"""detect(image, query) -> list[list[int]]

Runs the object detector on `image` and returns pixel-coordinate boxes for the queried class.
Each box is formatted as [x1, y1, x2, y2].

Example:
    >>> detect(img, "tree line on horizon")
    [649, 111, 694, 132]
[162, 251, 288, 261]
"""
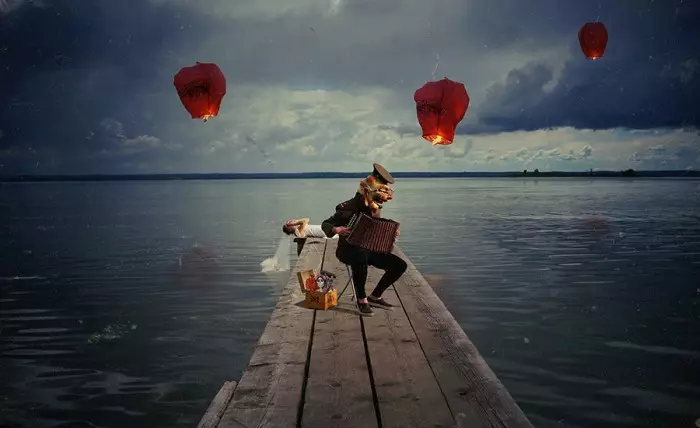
[518, 168, 642, 177]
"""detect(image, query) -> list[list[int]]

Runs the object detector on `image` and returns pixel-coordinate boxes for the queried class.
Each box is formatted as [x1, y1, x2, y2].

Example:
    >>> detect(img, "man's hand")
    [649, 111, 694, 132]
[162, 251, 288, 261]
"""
[333, 226, 351, 236]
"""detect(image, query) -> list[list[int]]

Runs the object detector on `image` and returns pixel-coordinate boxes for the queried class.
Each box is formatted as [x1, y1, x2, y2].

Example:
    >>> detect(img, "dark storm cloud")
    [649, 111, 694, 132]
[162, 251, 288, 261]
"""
[473, 0, 700, 133]
[0, 0, 217, 172]
[1, 0, 699, 174]
[175, 0, 700, 134]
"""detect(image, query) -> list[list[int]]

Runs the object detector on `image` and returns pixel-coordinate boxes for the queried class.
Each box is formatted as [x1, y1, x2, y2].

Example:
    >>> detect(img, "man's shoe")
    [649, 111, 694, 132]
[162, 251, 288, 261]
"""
[357, 302, 374, 316]
[368, 295, 395, 309]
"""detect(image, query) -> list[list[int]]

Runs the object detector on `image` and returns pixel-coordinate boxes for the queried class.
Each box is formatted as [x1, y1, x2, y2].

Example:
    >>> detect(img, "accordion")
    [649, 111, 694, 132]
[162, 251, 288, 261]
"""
[346, 213, 400, 254]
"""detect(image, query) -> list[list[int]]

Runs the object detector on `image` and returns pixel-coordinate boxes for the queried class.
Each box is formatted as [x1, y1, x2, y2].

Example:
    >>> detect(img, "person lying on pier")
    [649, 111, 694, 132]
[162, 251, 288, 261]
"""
[321, 163, 407, 316]
[282, 218, 328, 239]
[282, 218, 338, 256]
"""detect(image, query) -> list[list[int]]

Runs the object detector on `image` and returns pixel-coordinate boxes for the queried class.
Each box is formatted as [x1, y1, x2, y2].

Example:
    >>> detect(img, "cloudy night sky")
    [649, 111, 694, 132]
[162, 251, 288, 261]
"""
[0, 0, 698, 174]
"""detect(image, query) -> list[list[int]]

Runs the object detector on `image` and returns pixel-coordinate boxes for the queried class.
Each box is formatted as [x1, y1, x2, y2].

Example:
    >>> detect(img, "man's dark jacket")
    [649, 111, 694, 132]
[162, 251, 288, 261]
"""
[321, 192, 372, 248]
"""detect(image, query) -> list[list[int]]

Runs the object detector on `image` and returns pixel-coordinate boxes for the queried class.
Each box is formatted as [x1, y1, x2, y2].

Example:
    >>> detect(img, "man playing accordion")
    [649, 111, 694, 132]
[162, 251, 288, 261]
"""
[321, 163, 407, 316]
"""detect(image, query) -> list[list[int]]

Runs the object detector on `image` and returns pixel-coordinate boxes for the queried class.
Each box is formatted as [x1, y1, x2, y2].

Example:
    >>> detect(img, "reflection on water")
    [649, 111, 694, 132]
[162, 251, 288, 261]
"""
[1, 178, 699, 428]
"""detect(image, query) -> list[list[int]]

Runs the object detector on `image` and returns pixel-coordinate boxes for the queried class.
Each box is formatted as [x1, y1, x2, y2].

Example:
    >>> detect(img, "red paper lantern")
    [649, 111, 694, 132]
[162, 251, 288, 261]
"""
[578, 22, 608, 60]
[413, 77, 470, 146]
[173, 62, 227, 121]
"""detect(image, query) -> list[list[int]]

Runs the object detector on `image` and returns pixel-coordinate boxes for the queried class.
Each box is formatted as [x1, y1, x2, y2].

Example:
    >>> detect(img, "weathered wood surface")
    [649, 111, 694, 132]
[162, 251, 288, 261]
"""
[218, 239, 326, 428]
[301, 241, 377, 427]
[363, 286, 455, 428]
[301, 309, 376, 427]
[213, 238, 533, 428]
[393, 246, 534, 428]
[198, 381, 238, 428]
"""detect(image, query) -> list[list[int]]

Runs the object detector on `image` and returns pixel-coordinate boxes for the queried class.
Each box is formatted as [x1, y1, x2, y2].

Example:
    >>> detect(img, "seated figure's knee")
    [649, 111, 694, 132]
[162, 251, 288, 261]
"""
[395, 257, 408, 274]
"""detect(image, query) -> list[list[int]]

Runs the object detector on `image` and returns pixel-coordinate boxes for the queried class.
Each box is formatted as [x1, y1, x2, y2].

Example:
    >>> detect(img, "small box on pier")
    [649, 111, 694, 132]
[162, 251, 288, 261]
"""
[296, 268, 338, 311]
[305, 288, 338, 311]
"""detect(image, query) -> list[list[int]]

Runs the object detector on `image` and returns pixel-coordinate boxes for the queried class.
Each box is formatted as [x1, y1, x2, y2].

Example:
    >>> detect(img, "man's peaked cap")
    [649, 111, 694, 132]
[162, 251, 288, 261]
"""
[372, 163, 395, 184]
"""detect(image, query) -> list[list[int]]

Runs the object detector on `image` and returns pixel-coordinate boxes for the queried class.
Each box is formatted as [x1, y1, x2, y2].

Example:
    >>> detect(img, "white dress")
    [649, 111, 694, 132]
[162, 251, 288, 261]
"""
[295, 224, 339, 239]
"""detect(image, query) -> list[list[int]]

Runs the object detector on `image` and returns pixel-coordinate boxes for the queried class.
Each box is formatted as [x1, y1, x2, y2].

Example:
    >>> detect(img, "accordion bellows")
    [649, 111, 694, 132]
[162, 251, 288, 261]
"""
[346, 213, 399, 254]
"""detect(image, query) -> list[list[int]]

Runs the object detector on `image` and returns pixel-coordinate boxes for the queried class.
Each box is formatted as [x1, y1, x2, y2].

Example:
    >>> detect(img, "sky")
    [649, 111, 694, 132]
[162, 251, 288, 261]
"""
[0, 0, 699, 174]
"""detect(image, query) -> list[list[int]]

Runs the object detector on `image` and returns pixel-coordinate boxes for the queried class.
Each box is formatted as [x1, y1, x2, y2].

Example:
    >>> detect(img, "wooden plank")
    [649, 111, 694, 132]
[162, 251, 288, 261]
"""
[301, 239, 378, 428]
[198, 381, 238, 428]
[392, 247, 534, 428]
[363, 286, 455, 428]
[218, 239, 327, 428]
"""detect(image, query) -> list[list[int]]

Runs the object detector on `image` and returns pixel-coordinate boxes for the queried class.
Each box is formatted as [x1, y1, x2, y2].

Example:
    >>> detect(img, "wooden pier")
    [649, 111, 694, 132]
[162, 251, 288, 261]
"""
[198, 238, 533, 428]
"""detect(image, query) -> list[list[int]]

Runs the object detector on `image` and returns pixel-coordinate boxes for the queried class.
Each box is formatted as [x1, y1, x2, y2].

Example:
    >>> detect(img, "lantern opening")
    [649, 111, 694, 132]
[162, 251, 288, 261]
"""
[424, 134, 452, 145]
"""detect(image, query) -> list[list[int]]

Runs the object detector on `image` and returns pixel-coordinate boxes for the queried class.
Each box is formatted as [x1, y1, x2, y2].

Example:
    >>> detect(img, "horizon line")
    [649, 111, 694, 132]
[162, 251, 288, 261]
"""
[1, 168, 697, 176]
[1, 169, 699, 183]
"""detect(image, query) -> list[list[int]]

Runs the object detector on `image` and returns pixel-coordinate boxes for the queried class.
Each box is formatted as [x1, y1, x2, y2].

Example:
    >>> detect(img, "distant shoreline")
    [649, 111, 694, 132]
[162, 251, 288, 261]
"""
[1, 170, 698, 182]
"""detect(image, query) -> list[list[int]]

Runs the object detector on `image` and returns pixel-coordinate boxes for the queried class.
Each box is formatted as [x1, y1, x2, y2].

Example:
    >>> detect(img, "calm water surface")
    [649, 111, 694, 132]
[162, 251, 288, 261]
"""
[1, 178, 699, 428]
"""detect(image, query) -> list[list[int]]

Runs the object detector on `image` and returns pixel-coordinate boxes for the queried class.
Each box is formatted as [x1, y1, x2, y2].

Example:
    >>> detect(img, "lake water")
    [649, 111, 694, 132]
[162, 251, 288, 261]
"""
[1, 178, 699, 428]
